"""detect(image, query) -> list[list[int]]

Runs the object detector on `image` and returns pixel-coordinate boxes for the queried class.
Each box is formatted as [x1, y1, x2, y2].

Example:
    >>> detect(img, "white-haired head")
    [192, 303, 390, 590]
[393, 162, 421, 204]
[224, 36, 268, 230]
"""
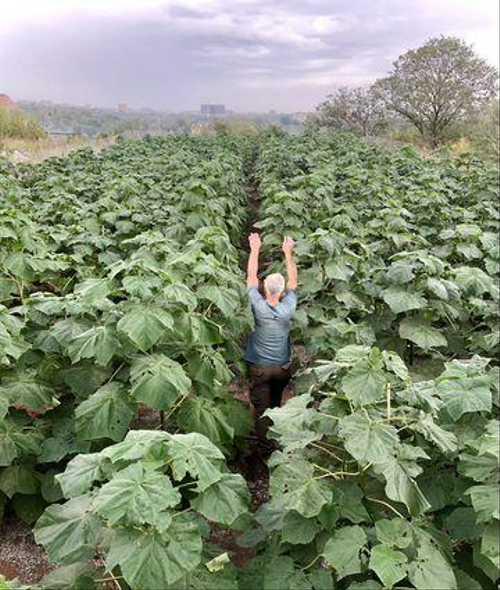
[264, 273, 285, 296]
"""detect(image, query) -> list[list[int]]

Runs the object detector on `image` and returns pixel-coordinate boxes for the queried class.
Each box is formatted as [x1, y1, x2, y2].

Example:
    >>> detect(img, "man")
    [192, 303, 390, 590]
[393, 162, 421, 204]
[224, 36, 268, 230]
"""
[245, 232, 298, 438]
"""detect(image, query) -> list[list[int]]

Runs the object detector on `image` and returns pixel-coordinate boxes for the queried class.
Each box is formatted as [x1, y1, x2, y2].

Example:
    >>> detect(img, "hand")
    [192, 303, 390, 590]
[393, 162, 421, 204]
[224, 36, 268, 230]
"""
[248, 232, 261, 251]
[282, 236, 295, 256]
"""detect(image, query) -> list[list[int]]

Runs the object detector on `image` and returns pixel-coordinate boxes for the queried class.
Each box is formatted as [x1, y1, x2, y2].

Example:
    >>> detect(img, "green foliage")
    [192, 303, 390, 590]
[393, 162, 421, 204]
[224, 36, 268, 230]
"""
[34, 430, 250, 588]
[0, 107, 46, 140]
[1, 132, 498, 589]
[373, 36, 498, 146]
[242, 131, 499, 589]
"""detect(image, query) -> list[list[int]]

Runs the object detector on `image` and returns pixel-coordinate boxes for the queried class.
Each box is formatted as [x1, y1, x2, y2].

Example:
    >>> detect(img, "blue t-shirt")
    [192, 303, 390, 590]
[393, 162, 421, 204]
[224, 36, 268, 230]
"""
[245, 287, 297, 367]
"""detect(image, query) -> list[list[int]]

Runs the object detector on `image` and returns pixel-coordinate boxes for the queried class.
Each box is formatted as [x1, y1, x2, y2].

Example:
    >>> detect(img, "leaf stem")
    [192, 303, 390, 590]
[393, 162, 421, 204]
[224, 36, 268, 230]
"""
[301, 554, 321, 571]
[312, 463, 360, 480]
[310, 442, 343, 462]
[172, 507, 193, 518]
[161, 391, 190, 425]
[106, 362, 125, 385]
[366, 496, 406, 519]
[95, 572, 124, 589]
[316, 412, 340, 420]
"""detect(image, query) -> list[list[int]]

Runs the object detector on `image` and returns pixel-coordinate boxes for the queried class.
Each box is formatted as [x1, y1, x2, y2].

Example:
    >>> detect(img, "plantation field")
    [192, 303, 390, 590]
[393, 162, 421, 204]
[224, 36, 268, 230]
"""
[0, 133, 498, 589]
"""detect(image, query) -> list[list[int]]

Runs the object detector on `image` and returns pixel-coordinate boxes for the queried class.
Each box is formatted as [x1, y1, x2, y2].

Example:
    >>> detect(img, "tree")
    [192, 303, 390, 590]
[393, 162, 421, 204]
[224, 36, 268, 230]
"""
[469, 99, 500, 161]
[373, 36, 498, 147]
[312, 86, 387, 136]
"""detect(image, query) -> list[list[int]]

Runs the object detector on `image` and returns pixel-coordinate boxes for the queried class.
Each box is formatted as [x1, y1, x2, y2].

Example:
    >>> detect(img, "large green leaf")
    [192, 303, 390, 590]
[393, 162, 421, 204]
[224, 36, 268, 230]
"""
[375, 518, 412, 548]
[426, 277, 449, 300]
[0, 418, 42, 466]
[176, 397, 234, 450]
[75, 382, 135, 442]
[106, 514, 202, 588]
[413, 414, 458, 453]
[465, 484, 500, 523]
[369, 543, 408, 588]
[68, 325, 120, 366]
[382, 287, 427, 314]
[100, 430, 170, 463]
[262, 555, 312, 590]
[341, 357, 386, 406]
[102, 429, 170, 463]
[0, 373, 59, 414]
[386, 261, 415, 284]
[62, 364, 110, 398]
[407, 538, 457, 590]
[382, 350, 409, 381]
[481, 522, 500, 570]
[325, 258, 354, 281]
[454, 569, 482, 590]
[331, 481, 370, 524]
[187, 350, 233, 390]
[374, 445, 431, 516]
[264, 394, 320, 449]
[0, 465, 39, 498]
[34, 495, 101, 565]
[437, 375, 492, 421]
[74, 278, 112, 305]
[399, 319, 447, 350]
[458, 452, 498, 482]
[192, 473, 249, 526]
[281, 510, 320, 545]
[323, 525, 367, 580]
[477, 420, 500, 457]
[167, 432, 224, 492]
[130, 354, 191, 410]
[270, 459, 331, 518]
[454, 266, 498, 298]
[444, 507, 483, 542]
[38, 562, 98, 590]
[197, 285, 237, 317]
[117, 305, 174, 351]
[56, 453, 105, 498]
[339, 414, 399, 464]
[94, 463, 181, 526]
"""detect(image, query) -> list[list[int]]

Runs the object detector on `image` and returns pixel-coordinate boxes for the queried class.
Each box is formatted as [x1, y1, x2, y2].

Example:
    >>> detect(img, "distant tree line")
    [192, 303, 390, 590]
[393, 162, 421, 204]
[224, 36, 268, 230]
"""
[309, 36, 499, 155]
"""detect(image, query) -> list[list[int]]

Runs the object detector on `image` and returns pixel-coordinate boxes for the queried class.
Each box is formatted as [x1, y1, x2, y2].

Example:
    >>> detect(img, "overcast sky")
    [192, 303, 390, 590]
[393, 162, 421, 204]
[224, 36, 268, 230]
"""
[1, 0, 498, 112]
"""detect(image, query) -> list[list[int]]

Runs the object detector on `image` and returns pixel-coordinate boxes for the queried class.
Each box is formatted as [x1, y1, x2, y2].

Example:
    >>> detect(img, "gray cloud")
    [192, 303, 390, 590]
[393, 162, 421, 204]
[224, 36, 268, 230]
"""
[2, 0, 498, 111]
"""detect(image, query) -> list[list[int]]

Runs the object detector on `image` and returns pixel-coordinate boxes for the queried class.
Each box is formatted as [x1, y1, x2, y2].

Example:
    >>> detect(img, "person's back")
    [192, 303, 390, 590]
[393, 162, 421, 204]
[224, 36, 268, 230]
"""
[244, 234, 298, 438]
[245, 286, 297, 367]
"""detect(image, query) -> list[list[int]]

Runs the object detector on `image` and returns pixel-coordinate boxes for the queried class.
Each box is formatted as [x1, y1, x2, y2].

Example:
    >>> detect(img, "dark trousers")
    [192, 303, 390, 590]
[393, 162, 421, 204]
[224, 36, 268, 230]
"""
[248, 364, 292, 439]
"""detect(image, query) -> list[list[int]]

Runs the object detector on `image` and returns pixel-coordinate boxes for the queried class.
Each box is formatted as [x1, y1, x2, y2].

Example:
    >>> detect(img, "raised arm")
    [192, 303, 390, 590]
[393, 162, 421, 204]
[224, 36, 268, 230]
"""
[282, 236, 297, 290]
[247, 232, 261, 288]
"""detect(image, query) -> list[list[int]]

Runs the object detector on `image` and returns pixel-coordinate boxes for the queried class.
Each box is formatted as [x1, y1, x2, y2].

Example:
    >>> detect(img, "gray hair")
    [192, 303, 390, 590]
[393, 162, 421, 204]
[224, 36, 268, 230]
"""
[264, 273, 285, 295]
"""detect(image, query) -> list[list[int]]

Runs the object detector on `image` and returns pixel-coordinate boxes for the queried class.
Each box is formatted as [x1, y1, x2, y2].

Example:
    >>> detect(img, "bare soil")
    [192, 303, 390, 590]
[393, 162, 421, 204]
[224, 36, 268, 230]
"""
[0, 516, 54, 584]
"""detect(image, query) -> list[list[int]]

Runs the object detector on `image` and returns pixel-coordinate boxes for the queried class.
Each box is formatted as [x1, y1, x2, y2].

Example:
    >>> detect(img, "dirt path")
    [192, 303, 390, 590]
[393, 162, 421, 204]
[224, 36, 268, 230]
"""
[0, 517, 53, 584]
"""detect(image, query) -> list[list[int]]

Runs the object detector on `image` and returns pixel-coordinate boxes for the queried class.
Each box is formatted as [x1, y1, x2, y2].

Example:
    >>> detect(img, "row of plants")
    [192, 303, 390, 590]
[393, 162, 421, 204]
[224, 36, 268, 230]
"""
[0, 133, 498, 589]
[255, 133, 499, 361]
[0, 137, 257, 588]
[236, 133, 500, 589]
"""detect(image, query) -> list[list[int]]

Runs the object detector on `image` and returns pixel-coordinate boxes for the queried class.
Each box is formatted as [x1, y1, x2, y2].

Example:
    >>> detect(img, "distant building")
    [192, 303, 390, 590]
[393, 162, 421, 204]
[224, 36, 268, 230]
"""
[118, 103, 129, 113]
[0, 94, 17, 110]
[201, 104, 226, 116]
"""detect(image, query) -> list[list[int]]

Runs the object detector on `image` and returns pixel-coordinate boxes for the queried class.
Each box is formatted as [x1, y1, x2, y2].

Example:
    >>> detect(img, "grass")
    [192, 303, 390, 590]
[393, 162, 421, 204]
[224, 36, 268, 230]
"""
[0, 135, 116, 164]
[0, 107, 45, 140]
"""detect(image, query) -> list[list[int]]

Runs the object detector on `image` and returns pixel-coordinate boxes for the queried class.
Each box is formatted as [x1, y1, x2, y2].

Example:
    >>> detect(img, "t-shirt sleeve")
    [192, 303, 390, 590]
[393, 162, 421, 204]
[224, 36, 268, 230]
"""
[248, 286, 264, 306]
[281, 290, 297, 316]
